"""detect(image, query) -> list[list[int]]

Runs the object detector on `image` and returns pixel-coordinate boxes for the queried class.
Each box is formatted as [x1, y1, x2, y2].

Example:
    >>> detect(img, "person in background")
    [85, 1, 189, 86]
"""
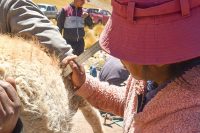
[57, 0, 88, 56]
[63, 0, 200, 132]
[99, 56, 129, 86]
[0, 0, 73, 132]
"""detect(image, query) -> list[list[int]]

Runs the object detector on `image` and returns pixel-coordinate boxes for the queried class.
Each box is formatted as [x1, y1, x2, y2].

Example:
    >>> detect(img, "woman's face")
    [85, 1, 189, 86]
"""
[121, 60, 171, 83]
[74, 0, 85, 7]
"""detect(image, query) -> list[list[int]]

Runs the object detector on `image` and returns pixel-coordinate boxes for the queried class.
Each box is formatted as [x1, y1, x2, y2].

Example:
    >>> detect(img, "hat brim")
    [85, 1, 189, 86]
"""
[99, 7, 200, 65]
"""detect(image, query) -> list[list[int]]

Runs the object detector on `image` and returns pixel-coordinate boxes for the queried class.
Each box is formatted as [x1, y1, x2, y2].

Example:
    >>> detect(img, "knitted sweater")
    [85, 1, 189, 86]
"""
[76, 66, 200, 133]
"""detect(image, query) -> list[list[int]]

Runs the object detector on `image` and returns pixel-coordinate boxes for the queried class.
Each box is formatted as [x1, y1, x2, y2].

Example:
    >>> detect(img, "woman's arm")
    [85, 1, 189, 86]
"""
[76, 75, 126, 117]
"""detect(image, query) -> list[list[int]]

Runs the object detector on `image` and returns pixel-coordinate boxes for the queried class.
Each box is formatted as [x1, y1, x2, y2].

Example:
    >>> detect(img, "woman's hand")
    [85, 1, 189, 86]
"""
[62, 55, 86, 89]
[0, 77, 21, 133]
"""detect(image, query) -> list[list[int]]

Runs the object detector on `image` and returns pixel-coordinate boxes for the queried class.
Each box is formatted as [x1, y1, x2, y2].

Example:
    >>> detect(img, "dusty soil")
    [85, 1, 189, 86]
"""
[71, 110, 123, 133]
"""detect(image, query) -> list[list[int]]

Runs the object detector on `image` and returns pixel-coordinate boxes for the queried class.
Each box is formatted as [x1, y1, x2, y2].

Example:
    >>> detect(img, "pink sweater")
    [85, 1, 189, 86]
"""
[76, 66, 200, 133]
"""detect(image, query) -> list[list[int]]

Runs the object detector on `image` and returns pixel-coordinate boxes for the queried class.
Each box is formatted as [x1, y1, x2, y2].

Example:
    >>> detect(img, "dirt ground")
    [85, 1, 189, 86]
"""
[71, 110, 123, 133]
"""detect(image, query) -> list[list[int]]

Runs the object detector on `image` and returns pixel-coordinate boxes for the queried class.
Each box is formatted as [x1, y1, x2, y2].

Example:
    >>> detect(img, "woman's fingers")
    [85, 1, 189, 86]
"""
[0, 86, 12, 112]
[0, 101, 5, 119]
[69, 60, 86, 88]
[62, 55, 86, 88]
[0, 81, 21, 133]
[0, 80, 20, 106]
[69, 61, 82, 74]
[61, 55, 77, 68]
[5, 77, 16, 90]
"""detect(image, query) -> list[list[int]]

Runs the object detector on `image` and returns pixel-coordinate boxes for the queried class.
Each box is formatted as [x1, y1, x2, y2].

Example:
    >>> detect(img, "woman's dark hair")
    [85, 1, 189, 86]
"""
[169, 57, 200, 79]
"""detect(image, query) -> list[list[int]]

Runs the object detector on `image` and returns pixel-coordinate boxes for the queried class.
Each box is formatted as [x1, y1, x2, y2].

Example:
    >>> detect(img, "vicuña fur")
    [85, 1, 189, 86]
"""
[0, 35, 104, 133]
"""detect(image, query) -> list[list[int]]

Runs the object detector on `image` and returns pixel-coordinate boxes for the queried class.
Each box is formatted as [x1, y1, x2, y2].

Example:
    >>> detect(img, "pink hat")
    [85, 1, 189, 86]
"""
[99, 0, 200, 65]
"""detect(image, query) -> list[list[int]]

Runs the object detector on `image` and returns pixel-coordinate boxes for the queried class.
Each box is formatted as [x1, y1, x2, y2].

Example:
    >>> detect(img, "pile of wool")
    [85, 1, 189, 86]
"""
[0, 35, 73, 133]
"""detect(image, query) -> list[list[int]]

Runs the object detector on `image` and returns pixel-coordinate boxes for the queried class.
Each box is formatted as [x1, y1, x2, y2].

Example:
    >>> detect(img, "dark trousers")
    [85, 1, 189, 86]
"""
[66, 38, 85, 56]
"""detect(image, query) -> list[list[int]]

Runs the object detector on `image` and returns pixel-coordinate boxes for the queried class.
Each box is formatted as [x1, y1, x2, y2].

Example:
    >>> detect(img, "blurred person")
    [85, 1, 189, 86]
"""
[98, 56, 129, 124]
[57, 0, 88, 56]
[99, 56, 129, 86]
[63, 0, 200, 132]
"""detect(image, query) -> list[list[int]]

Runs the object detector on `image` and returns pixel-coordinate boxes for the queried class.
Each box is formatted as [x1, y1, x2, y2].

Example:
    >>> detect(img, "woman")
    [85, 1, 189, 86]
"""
[63, 0, 200, 132]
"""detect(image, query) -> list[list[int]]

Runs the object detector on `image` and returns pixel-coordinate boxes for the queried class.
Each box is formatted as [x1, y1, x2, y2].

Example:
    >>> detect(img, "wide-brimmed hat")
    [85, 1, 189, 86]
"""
[99, 0, 200, 65]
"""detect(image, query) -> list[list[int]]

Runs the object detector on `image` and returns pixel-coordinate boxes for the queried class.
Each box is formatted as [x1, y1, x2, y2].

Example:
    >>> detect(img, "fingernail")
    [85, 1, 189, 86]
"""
[69, 61, 73, 66]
